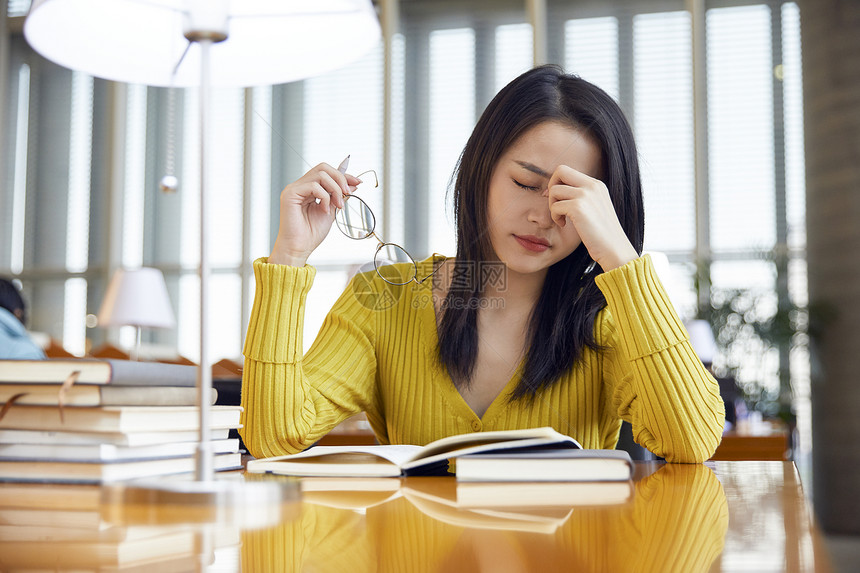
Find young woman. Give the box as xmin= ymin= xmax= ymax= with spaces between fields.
xmin=240 ymin=65 xmax=724 ymax=463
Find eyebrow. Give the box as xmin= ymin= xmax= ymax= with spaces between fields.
xmin=515 ymin=161 xmax=551 ymax=179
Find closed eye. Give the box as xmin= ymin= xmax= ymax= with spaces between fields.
xmin=513 ymin=178 xmax=540 ymax=192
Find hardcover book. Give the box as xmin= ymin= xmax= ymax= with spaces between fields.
xmin=0 ymin=427 xmax=231 ymax=447
xmin=455 ymin=448 xmax=634 ymax=482
xmin=0 ymin=452 xmax=243 ymax=483
xmin=0 ymin=358 xmax=197 ymax=386
xmin=0 ymin=405 xmax=242 ymax=433
xmin=0 ymin=438 xmax=239 ymax=462
xmin=0 ymin=383 xmax=216 ymax=407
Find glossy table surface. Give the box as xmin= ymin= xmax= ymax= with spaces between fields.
xmin=0 ymin=461 xmax=832 ymax=572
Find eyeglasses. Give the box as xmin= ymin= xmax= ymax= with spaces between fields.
xmin=335 ymin=170 xmax=446 ymax=286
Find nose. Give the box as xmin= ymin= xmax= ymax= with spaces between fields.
xmin=527 ymin=194 xmax=554 ymax=228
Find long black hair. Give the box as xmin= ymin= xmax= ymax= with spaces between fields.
xmin=437 ymin=65 xmax=644 ymax=400
xmin=0 ymin=278 xmax=27 ymax=325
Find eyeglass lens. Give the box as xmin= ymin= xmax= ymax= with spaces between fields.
xmin=375 ymin=244 xmax=415 ymax=285
xmin=335 ymin=193 xmax=422 ymax=285
xmin=335 ymin=195 xmax=375 ymax=239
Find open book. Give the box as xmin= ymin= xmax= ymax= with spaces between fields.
xmin=246 ymin=426 xmax=581 ymax=478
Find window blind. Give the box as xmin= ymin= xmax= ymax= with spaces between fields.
xmin=304 ymin=43 xmax=385 ymax=267
xmin=633 ymin=11 xmax=695 ymax=255
xmin=565 ymin=16 xmax=619 ymax=101
xmin=176 ymin=87 xmax=245 ymax=362
xmin=9 ymin=63 xmax=30 ymax=274
xmin=6 ymin=0 xmax=30 ymax=17
xmin=122 ymin=84 xmax=147 ymax=269
xmin=429 ymin=27 xmax=475 ymax=258
xmin=782 ymin=2 xmax=805 ymax=253
xmin=495 ymin=23 xmax=533 ymax=93
xmin=707 ymin=4 xmax=776 ymax=254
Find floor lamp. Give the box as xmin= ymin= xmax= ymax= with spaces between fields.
xmin=23 ymin=0 xmax=380 ymax=507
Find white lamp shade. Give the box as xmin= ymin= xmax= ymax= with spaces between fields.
xmin=685 ymin=319 xmax=718 ymax=364
xmin=23 ymin=0 xmax=381 ymax=87
xmin=98 ymin=268 xmax=176 ymax=329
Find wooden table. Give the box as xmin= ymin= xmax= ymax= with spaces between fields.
xmin=711 ymin=430 xmax=790 ymax=461
xmin=0 ymin=461 xmax=831 ymax=572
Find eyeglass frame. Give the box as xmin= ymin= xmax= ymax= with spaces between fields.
xmin=335 ymin=170 xmax=446 ymax=286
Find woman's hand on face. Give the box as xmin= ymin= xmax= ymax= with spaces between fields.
xmin=269 ymin=163 xmax=361 ymax=267
xmin=547 ymin=164 xmax=638 ymax=272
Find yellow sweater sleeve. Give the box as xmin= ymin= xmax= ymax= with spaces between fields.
xmin=595 ymin=255 xmax=725 ymax=462
xmin=240 ymin=258 xmax=379 ymax=459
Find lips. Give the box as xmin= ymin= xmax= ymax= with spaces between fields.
xmin=514 ymin=234 xmax=550 ymax=252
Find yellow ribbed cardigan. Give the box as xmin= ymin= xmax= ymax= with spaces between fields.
xmin=240 ymin=254 xmax=724 ymax=463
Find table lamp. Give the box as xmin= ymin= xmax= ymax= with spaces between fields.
xmin=98 ymin=267 xmax=176 ymax=361
xmin=23 ymin=0 xmax=381 ymax=507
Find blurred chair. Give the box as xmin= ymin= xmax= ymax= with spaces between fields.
xmin=212 ymin=357 xmax=243 ymax=378
xmin=89 ymin=342 xmax=130 ymax=360
xmin=43 ymin=337 xmax=75 ymax=358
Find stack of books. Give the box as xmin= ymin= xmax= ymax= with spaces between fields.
xmin=0 ymin=482 xmax=240 ymax=569
xmin=0 ymin=358 xmax=243 ymax=483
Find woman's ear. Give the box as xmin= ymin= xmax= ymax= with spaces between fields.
xmin=13 ymin=308 xmax=24 ymax=323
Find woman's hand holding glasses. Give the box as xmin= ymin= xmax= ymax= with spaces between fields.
xmin=269 ymin=160 xmax=361 ymax=267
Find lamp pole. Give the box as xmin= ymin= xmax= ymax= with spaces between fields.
xmin=195 ymin=36 xmax=214 ymax=482
xmin=183 ymin=4 xmax=229 ymax=482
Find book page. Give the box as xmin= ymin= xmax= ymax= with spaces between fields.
xmin=249 ymin=445 xmax=423 ymax=470
xmin=401 ymin=432 xmax=580 ymax=471
xmin=404 ymin=427 xmax=579 ymax=464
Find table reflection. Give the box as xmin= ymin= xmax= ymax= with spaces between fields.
xmin=0 ymin=474 xmax=297 ymax=571
xmin=241 ymin=463 xmax=729 ymax=573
